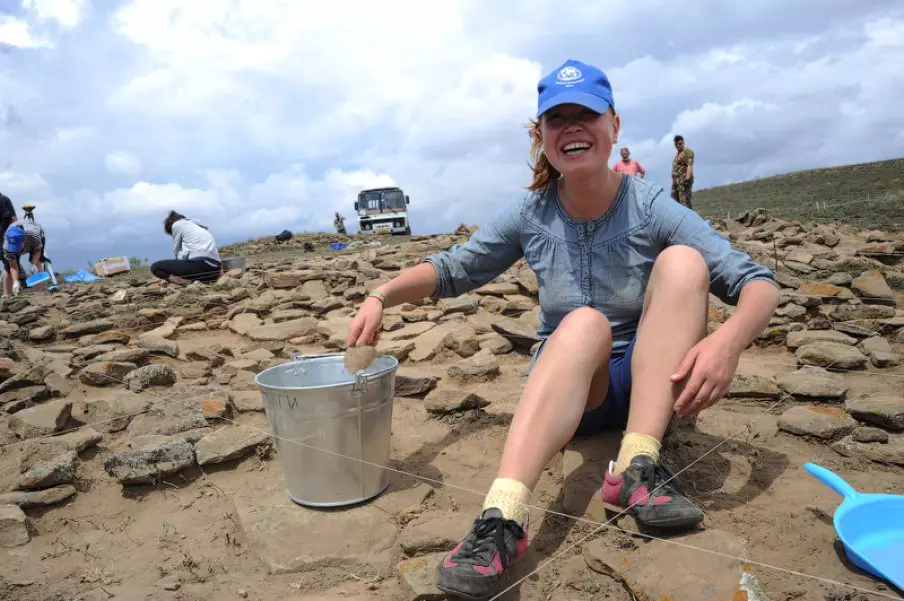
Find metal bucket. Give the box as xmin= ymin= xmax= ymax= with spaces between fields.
xmin=253 ymin=352 xmax=399 ymax=508
xmin=221 ymin=256 xmax=246 ymax=272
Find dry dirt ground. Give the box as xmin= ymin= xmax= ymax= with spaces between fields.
xmin=0 ymin=214 xmax=903 ymax=601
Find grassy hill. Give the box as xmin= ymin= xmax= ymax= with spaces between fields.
xmin=694 ymin=157 xmax=904 ymax=230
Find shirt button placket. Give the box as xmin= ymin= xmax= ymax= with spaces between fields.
xmin=581 ymin=223 xmax=592 ymax=306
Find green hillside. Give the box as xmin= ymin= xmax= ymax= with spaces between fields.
xmin=694 ymin=157 xmax=904 ymax=230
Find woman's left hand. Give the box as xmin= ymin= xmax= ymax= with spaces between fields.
xmin=670 ymin=332 xmax=741 ymax=418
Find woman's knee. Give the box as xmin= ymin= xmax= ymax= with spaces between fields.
xmin=549 ymin=308 xmax=613 ymax=360
xmin=653 ymin=245 xmax=709 ymax=288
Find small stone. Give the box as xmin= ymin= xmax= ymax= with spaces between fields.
xmin=858 ymin=336 xmax=902 ymax=367
xmin=777 ymin=406 xmax=857 ymax=440
xmin=248 ymin=318 xmax=318 ymax=342
xmin=424 ymin=389 xmax=489 ymax=414
xmin=827 ymin=273 xmax=853 ymax=287
xmin=229 ymin=391 xmax=264 ymax=412
xmin=137 ymin=336 xmax=180 ymax=358
xmin=344 ymin=345 xmax=377 ymax=373
xmin=16 ymin=450 xmax=77 ymax=491
xmin=0 ymin=485 xmax=77 ymax=508
xmin=396 ymin=553 xmax=446 ymax=600
xmin=831 ymin=436 xmax=904 ymax=466
xmin=844 ymin=397 xmax=904 ymax=431
xmin=0 ymin=504 xmax=29 ymax=547
xmin=853 ymin=426 xmax=889 ymax=444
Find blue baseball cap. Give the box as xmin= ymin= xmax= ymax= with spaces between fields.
xmin=536 ymin=59 xmax=614 ymax=118
xmin=5 ymin=225 xmax=24 ymax=254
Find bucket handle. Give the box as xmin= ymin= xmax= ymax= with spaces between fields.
xmin=291 ymin=352 xmax=369 ymax=394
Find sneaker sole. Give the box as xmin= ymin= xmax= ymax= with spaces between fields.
xmin=602 ymin=500 xmax=704 ymax=530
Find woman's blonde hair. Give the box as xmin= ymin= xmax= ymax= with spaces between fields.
xmin=526 ymin=119 xmax=559 ymax=192
xmin=525 ymin=107 xmax=616 ymax=191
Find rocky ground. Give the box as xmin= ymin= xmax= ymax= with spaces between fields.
xmin=0 ymin=210 xmax=903 ymax=601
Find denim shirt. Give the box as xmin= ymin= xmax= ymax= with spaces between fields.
xmin=425 ymin=175 xmax=775 ymax=356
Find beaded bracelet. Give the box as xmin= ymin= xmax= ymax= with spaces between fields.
xmin=367 ymin=290 xmax=387 ymax=306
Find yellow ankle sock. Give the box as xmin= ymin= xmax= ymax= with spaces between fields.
xmin=483 ymin=478 xmax=531 ymax=525
xmin=613 ymin=432 xmax=662 ymax=475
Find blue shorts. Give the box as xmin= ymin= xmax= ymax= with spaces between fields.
xmin=526 ymin=335 xmax=636 ymax=436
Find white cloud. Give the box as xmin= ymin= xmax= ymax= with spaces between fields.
xmin=0 ymin=16 xmax=50 ymax=48
xmin=0 ymin=1 xmax=901 ymax=269
xmin=23 ymin=0 xmax=87 ymax=28
xmin=105 ymin=150 xmax=142 ymax=175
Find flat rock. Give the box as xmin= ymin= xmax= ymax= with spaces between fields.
xmin=830 ymin=304 xmax=896 ymax=321
xmin=137 ymin=336 xmax=180 ymax=358
xmin=423 ymin=389 xmax=489 ymax=414
xmin=140 ymin=316 xmax=184 ymax=340
xmin=0 ymin=504 xmax=29 ymax=547
xmin=127 ymin=400 xmax=207 ymax=438
xmin=124 ymin=364 xmax=176 ymax=392
xmin=72 ymin=395 xmax=151 ymax=433
xmin=831 ymin=436 xmax=904 ymax=466
xmin=248 ymin=318 xmax=318 ymax=341
xmin=726 ymin=374 xmax=780 ymax=399
xmin=394 ymin=370 xmax=438 ymax=397
xmin=582 ymin=529 xmax=768 ymax=601
xmin=853 ymin=426 xmax=889 ymax=444
xmin=233 ymin=487 xmax=398 ymax=574
xmin=230 ymin=391 xmax=264 ymax=412
xmin=79 ymin=362 xmax=137 ymax=387
xmin=18 ymin=427 xmax=103 ymax=471
xmin=408 ymin=323 xmax=458 ymax=363
xmin=795 ymin=341 xmax=868 ymax=370
xmin=103 ymin=437 xmax=196 ymax=485
xmin=16 ymin=450 xmax=77 ymax=491
xmin=776 ymin=366 xmax=848 ymax=401
xmin=62 ymin=318 xmax=115 ymax=338
xmin=230 ymin=313 xmax=263 ymax=336
xmin=851 ymin=270 xmax=895 ymax=305
xmin=439 ymin=295 xmax=478 ymax=316
xmin=195 ymin=426 xmax=270 ymax=466
xmin=446 ymin=355 xmax=500 ymax=383
xmin=396 ymin=553 xmax=446 ymax=601
xmin=844 ymin=397 xmax=904 ymax=431
xmin=399 ymin=512 xmax=464 ymax=555
xmin=858 ymin=336 xmax=901 ymax=367
xmin=9 ymin=400 xmax=73 ymax=439
xmin=777 ymin=406 xmax=857 ymax=440
xmin=786 ymin=329 xmax=856 ymax=349
xmin=490 ymin=317 xmax=539 ymax=348
xmin=0 ymin=484 xmax=77 ymax=508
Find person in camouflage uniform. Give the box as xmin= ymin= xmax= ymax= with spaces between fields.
xmin=670 ymin=135 xmax=695 ymax=209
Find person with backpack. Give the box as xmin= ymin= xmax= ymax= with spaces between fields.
xmin=150 ymin=210 xmax=223 ymax=284
xmin=3 ymin=217 xmax=44 ymax=297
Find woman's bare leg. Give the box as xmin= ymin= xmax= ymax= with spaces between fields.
xmin=495 ymin=306 xmax=614 ymax=492
xmin=602 ymin=244 xmax=709 ymax=529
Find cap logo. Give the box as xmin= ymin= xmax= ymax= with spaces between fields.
xmin=556 ymin=66 xmax=584 ymax=86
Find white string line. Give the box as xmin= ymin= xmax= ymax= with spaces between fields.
xmin=1 ymin=350 xmax=899 ymax=598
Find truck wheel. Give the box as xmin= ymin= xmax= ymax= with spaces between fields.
xmin=404 ymin=226 xmax=411 ymax=236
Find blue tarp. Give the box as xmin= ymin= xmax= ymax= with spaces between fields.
xmin=62 ymin=269 xmax=100 ymax=283
xmin=330 ymin=242 xmax=349 ymax=251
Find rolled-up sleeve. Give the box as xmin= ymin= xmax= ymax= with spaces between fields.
xmin=648 ymin=189 xmax=776 ymax=305
xmin=424 ymin=201 xmax=525 ymax=298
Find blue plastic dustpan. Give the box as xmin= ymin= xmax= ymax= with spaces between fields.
xmin=26 ymin=271 xmax=51 ymax=287
xmin=805 ymin=462 xmax=904 ymax=590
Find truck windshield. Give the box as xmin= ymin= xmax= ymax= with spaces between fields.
xmin=359 ymin=190 xmax=406 ymax=211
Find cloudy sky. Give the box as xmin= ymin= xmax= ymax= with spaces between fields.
xmin=1 ymin=0 xmax=902 ymax=271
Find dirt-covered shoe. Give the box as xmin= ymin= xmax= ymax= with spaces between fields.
xmin=435 ymin=508 xmax=528 ymax=600
xmin=602 ymin=455 xmax=704 ymax=529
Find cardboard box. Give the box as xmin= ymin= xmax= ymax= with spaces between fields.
xmin=94 ymin=256 xmax=131 ymax=277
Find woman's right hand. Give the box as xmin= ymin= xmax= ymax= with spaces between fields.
xmin=347 ymin=296 xmax=384 ymax=346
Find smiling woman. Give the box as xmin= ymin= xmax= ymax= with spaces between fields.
xmin=343 ymin=57 xmax=781 ymax=599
